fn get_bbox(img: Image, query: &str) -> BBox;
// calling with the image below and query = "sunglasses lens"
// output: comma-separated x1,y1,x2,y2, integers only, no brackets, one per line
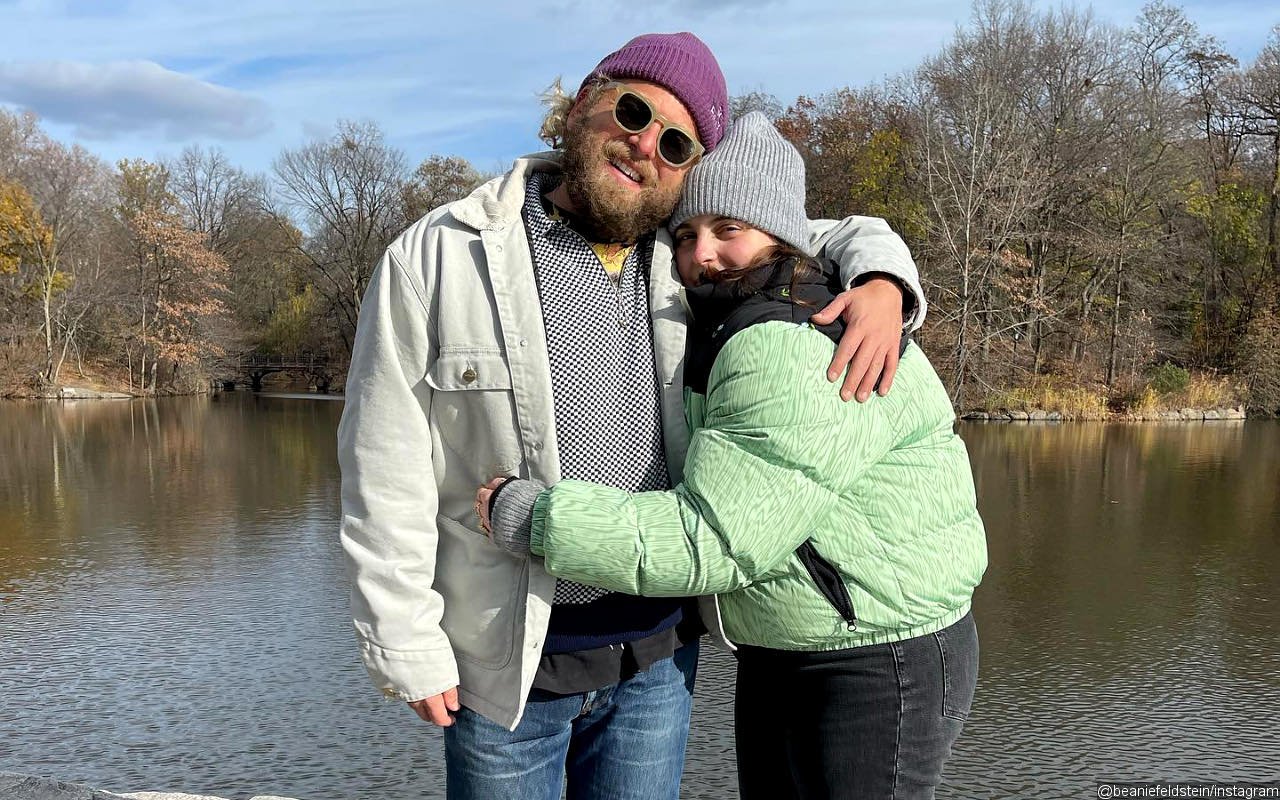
612,88,702,167
614,92,653,132
658,130,698,167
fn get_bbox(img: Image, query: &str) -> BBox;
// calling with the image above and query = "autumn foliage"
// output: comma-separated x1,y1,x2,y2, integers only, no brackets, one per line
1,2,1278,411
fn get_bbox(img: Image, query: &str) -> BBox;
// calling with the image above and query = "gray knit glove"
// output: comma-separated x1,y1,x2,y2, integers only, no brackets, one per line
488,478,545,556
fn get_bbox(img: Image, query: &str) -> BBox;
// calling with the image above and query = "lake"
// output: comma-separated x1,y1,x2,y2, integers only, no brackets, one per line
1,395,1277,798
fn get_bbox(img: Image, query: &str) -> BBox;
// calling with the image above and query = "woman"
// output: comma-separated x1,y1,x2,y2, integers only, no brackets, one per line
478,112,987,800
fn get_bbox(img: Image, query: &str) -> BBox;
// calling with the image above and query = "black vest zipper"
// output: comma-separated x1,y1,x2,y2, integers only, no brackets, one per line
795,540,858,632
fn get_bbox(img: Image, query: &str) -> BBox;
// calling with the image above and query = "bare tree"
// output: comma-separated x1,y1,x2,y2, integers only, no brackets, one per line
24,140,113,385
730,89,784,122
169,144,265,254
1009,7,1126,373
400,154,485,227
909,0,1041,405
1239,26,1280,275
0,117,114,387
0,109,40,181
270,120,407,351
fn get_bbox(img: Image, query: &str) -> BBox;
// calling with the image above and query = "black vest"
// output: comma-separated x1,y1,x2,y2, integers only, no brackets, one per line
682,256,847,394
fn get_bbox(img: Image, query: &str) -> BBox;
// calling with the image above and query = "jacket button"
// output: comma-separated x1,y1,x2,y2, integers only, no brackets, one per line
461,368,477,384
518,338,528,347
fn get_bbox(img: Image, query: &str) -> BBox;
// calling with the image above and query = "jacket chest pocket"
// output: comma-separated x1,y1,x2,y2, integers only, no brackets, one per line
426,348,524,474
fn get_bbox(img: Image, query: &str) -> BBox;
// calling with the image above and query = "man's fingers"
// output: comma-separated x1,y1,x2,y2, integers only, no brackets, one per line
811,295,851,327
409,691,459,727
852,346,888,403
841,343,879,402
876,346,900,397
423,695,455,726
827,329,865,383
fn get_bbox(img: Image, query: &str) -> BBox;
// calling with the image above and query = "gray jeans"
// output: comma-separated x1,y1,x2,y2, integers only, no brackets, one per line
734,612,979,800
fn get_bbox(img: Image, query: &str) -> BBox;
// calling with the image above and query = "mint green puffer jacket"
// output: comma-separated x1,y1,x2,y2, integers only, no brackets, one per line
529,305,986,651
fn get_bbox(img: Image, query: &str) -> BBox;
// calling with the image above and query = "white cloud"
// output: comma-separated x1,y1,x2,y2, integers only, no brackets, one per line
0,0,1272,173
0,60,271,141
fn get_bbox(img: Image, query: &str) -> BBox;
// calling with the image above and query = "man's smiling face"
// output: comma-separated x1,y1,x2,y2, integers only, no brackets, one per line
560,79,700,244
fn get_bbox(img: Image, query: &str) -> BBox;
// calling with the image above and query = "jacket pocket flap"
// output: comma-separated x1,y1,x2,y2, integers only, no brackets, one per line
426,351,513,391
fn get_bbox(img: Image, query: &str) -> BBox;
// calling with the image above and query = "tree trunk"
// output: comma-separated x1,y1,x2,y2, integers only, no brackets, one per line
1075,289,1094,365
139,306,147,395
41,277,54,384
1107,248,1125,388
952,255,972,409
1269,130,1279,276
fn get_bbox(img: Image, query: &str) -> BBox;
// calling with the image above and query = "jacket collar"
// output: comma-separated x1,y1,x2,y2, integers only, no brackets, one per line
449,151,563,232
683,256,839,330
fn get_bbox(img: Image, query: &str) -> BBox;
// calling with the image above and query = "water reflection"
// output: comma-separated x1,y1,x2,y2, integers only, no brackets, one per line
1,402,1278,798
0,395,442,798
949,423,1280,797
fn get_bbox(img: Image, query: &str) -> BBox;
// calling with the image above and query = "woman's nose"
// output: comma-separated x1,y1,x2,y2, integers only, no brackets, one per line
693,240,716,268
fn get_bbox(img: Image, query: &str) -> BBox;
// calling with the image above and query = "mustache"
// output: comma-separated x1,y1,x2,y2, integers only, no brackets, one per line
602,141,658,185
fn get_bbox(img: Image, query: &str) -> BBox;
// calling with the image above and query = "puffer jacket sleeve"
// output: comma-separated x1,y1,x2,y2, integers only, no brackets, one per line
529,323,903,597
338,243,458,703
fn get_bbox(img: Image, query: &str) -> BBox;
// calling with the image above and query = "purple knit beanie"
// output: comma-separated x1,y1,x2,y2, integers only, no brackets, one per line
581,32,729,152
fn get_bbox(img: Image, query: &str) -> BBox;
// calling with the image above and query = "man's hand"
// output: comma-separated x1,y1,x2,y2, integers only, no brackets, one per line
811,276,905,402
409,687,461,727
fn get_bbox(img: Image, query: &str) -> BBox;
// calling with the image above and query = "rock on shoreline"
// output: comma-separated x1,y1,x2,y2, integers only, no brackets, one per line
56,387,134,400
0,773,298,800
961,406,1249,422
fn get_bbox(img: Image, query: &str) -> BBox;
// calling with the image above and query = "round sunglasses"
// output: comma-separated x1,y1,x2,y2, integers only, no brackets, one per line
607,85,705,169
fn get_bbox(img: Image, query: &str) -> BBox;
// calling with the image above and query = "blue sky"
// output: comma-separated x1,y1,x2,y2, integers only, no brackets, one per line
1,0,1275,177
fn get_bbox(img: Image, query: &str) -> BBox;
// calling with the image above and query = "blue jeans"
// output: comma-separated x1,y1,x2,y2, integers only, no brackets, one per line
444,640,699,800
734,613,979,800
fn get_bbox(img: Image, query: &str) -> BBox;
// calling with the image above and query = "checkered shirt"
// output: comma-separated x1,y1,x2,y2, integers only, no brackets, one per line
522,171,671,604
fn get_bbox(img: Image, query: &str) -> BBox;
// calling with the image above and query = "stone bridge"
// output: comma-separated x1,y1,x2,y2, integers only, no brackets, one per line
213,354,333,392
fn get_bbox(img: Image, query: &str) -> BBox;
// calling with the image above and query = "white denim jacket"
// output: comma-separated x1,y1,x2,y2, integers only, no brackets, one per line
337,153,927,730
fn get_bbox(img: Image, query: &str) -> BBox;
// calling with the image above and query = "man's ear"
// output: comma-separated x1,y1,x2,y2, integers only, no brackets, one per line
567,85,596,123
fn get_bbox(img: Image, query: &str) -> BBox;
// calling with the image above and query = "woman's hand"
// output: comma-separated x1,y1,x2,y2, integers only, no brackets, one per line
475,476,507,535
811,276,905,402
477,476,542,556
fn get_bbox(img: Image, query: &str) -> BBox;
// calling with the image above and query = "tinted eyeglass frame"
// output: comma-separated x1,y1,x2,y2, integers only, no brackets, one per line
607,85,705,169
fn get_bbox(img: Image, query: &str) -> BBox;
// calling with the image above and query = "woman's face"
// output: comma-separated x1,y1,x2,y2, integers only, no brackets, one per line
673,215,779,286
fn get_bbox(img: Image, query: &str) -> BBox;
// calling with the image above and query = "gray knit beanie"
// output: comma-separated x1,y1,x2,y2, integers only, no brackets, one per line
668,111,808,252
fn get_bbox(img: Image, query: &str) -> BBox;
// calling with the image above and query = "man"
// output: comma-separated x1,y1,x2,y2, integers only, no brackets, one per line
338,32,928,800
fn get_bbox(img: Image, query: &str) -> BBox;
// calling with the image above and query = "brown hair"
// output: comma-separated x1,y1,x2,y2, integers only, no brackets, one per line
706,241,820,307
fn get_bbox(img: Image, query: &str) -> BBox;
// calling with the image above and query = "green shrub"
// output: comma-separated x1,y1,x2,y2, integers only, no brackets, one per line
1148,362,1190,395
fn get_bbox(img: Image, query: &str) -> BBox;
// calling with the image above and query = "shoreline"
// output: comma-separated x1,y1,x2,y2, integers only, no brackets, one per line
960,405,1251,422
2,388,1264,422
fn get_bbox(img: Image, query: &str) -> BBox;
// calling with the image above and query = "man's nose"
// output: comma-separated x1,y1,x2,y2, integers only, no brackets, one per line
629,123,661,160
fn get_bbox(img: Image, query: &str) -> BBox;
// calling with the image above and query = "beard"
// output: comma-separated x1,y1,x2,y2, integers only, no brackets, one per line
559,114,682,244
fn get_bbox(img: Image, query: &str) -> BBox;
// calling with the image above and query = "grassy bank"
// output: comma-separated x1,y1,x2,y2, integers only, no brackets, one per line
967,369,1257,421
4,357,1268,421
0,358,211,399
